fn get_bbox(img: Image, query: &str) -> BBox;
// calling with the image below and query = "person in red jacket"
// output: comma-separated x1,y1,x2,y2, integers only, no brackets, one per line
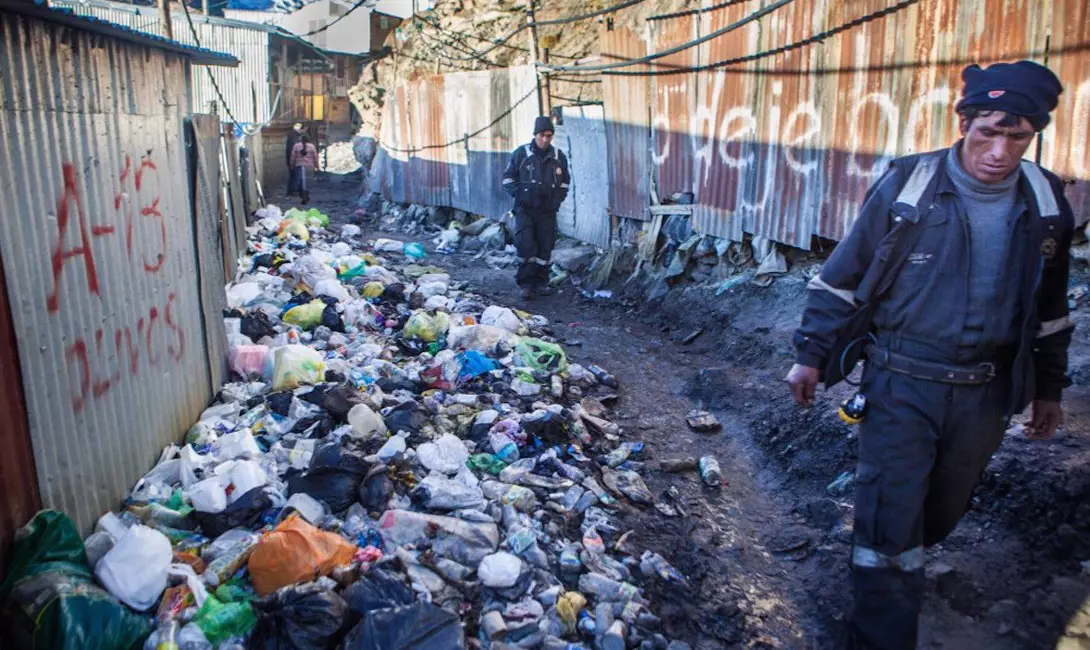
289,133,318,205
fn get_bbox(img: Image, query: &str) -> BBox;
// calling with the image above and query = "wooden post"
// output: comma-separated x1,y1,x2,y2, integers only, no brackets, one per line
202,0,209,15
158,0,173,40
526,6,543,117
542,47,552,115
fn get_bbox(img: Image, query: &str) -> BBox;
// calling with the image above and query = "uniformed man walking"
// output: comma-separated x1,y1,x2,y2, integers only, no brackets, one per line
502,116,571,300
786,61,1073,649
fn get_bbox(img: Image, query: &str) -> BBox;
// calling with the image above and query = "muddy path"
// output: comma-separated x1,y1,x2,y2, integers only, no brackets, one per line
281,172,1090,649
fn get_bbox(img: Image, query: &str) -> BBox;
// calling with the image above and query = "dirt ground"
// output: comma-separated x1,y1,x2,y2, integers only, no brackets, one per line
273,172,1090,649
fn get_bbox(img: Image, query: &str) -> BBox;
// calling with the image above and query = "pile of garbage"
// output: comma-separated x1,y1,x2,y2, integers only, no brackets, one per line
1,203,698,650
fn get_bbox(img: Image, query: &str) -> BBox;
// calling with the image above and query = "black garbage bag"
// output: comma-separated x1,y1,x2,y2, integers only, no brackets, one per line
380,283,406,303
241,311,277,342
325,370,347,384
288,470,362,514
343,569,413,617
266,391,295,418
250,581,348,650
322,385,362,422
292,415,334,438
195,487,274,538
252,253,275,270
298,385,330,407
342,603,463,650
321,304,345,333
358,466,393,513
0,511,152,650
289,442,371,512
311,442,369,475
383,401,427,435
376,377,423,394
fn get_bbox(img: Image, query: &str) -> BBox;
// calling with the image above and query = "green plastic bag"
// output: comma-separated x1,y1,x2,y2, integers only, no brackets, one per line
515,338,568,373
193,594,257,645
0,511,152,650
467,453,507,476
338,262,368,281
283,299,327,329
285,207,329,228
403,242,426,259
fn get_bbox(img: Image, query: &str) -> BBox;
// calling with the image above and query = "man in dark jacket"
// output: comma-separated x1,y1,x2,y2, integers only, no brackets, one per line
502,116,571,300
786,61,1073,649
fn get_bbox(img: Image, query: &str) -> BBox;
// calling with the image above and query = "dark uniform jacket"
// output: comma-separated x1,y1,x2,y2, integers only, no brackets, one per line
795,149,1074,413
502,142,571,214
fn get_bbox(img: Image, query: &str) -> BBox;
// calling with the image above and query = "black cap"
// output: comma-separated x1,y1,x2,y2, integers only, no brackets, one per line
533,116,556,135
956,60,1063,130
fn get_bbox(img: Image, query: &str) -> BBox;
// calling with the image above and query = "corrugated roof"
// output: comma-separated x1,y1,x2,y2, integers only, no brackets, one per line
13,2,239,66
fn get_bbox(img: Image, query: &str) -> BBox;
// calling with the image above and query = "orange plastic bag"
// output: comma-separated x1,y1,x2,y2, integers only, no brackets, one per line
247,514,357,596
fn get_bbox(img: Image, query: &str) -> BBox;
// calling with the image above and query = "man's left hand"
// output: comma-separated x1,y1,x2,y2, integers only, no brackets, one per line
1028,400,1064,439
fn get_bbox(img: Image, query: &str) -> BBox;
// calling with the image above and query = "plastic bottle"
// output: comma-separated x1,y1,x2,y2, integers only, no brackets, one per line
699,456,722,487
506,526,536,555
559,544,582,575
489,432,520,463
155,619,180,650
603,442,643,468
660,457,699,473
582,527,605,554
202,537,259,587
376,431,409,461
578,573,641,602
587,364,619,388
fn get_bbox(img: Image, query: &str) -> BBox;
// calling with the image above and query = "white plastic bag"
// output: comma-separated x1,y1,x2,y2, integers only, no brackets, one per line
228,460,268,502
226,282,262,308
481,306,521,333
478,552,523,588
315,278,350,302
373,238,404,253
95,525,173,611
187,475,229,513
212,428,261,461
418,433,470,475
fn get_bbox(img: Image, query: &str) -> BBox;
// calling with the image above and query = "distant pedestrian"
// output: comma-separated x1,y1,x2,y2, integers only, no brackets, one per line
290,133,318,205
502,116,571,301
286,122,306,192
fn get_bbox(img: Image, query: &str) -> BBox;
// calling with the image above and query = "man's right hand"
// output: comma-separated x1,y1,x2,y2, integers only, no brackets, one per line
786,364,821,407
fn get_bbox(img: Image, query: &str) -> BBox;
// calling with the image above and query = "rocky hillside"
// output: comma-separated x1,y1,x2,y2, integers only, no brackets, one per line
349,0,685,143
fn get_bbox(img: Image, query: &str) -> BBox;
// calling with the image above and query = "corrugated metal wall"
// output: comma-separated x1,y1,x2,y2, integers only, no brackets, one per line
0,12,221,533
601,0,1090,249
372,66,540,221
555,105,612,248
52,0,272,123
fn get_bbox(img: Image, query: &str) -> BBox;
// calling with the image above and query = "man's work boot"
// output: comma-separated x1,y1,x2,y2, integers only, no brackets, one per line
519,287,534,302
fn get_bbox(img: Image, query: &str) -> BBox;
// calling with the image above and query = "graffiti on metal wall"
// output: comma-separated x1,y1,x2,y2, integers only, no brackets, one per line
47,156,185,413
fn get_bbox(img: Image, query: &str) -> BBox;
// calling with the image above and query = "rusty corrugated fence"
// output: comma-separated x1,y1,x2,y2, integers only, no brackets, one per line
600,0,1090,249
372,66,540,221
0,11,227,534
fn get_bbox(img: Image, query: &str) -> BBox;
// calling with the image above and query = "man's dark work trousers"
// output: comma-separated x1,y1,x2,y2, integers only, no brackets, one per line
851,362,1011,649
514,210,557,288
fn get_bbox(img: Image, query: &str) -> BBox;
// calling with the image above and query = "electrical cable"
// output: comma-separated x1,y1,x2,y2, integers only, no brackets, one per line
411,21,501,68
648,0,749,22
382,85,538,154
180,0,240,124
539,0,795,73
297,0,376,36
416,15,582,60
392,47,480,71
600,0,921,76
530,0,645,26
547,74,603,84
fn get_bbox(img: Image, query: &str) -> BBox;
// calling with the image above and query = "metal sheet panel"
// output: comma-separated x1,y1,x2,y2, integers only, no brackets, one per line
377,66,539,221
188,115,229,390
601,23,651,221
0,12,216,533
555,105,612,248
605,0,1089,248
52,0,272,123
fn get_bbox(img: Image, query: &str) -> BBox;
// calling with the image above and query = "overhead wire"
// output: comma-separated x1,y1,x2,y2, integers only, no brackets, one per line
415,15,582,60
648,0,749,22
180,0,240,124
530,0,645,26
540,0,795,73
600,0,921,76
297,0,376,36
382,85,539,154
